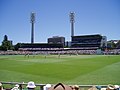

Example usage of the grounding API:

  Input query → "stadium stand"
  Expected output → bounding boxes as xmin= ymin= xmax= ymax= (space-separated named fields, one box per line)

xmin=71 ymin=34 xmax=106 ymax=48
xmin=18 ymin=43 xmax=64 ymax=51
xmin=19 ymin=43 xmax=64 ymax=48
xmin=1 ymin=48 xmax=120 ymax=55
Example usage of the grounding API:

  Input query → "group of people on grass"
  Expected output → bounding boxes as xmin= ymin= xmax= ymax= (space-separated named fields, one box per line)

xmin=0 ymin=81 xmax=120 ymax=90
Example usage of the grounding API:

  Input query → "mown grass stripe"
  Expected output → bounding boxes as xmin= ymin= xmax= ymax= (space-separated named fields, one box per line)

xmin=0 ymin=55 xmax=120 ymax=84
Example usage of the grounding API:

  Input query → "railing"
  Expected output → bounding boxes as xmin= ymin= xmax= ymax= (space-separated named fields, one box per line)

xmin=1 ymin=82 xmax=108 ymax=90
xmin=1 ymin=82 xmax=45 ymax=90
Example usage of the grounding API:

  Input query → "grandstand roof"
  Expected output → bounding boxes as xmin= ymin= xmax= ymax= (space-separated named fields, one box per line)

xmin=72 ymin=34 xmax=102 ymax=37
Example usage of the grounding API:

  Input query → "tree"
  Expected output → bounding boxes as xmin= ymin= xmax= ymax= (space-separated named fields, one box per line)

xmin=1 ymin=41 xmax=13 ymax=51
xmin=1 ymin=35 xmax=14 ymax=51
xmin=3 ymin=35 xmax=8 ymax=41
xmin=0 ymin=45 xmax=2 ymax=50
xmin=14 ymin=43 xmax=21 ymax=50
xmin=116 ymin=40 xmax=120 ymax=48
xmin=111 ymin=41 xmax=116 ymax=48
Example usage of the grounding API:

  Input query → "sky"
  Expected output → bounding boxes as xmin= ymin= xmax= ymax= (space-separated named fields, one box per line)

xmin=0 ymin=0 xmax=120 ymax=45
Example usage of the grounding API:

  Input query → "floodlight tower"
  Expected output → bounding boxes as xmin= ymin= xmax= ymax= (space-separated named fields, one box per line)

xmin=70 ymin=12 xmax=75 ymax=41
xmin=30 ymin=12 xmax=35 ymax=44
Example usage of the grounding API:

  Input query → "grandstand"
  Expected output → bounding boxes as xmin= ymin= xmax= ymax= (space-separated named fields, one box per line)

xmin=71 ymin=34 xmax=107 ymax=49
xmin=18 ymin=43 xmax=64 ymax=51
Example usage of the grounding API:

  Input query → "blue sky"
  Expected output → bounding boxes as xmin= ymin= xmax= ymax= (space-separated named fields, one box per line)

xmin=0 ymin=0 xmax=120 ymax=45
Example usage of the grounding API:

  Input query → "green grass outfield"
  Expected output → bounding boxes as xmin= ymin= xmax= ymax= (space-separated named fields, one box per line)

xmin=0 ymin=55 xmax=120 ymax=85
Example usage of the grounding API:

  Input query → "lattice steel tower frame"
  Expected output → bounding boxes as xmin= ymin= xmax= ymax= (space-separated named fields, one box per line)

xmin=70 ymin=12 xmax=75 ymax=38
xmin=30 ymin=12 xmax=35 ymax=44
